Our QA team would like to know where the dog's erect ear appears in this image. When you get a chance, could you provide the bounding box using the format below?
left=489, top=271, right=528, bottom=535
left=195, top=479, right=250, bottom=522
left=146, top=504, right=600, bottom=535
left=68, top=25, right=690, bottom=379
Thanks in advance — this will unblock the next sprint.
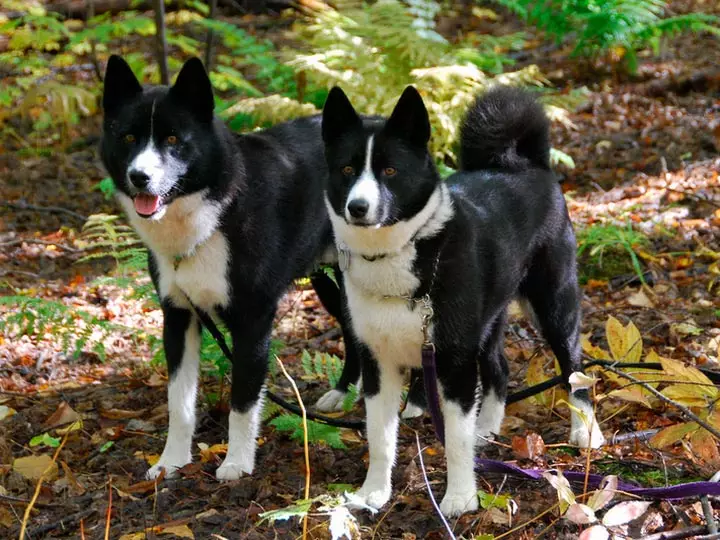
left=169, top=57, right=215, bottom=122
left=384, top=86, right=430, bottom=147
left=103, top=55, right=143, bottom=113
left=322, top=87, right=361, bottom=143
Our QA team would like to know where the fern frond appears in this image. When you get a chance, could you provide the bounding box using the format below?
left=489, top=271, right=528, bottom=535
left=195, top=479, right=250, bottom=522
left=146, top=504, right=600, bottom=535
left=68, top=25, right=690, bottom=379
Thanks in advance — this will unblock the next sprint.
left=221, top=95, right=319, bottom=128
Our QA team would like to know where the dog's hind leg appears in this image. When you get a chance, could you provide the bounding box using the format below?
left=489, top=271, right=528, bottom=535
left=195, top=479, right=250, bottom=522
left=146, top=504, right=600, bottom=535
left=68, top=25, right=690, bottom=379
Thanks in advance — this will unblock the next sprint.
left=475, top=315, right=509, bottom=445
left=311, top=268, right=362, bottom=412
left=520, top=229, right=605, bottom=449
left=216, top=304, right=275, bottom=480
left=148, top=303, right=200, bottom=479
left=401, top=369, right=426, bottom=419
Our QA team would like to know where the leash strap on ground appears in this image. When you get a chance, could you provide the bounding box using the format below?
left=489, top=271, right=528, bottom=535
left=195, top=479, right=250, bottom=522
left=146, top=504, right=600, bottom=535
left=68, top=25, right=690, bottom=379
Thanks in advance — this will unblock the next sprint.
left=474, top=458, right=720, bottom=499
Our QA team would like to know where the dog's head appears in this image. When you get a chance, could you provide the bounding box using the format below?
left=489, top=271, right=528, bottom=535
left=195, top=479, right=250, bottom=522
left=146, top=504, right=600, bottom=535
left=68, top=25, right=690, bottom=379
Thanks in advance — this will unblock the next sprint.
left=322, top=86, right=438, bottom=229
left=100, top=56, right=218, bottom=220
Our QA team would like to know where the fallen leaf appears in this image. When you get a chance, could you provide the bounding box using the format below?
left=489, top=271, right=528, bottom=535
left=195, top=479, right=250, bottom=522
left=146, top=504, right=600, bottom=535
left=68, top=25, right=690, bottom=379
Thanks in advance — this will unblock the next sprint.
left=565, top=503, right=597, bottom=524
left=512, top=433, right=545, bottom=460
left=134, top=451, right=160, bottom=466
left=156, top=524, right=194, bottom=538
left=650, top=422, right=699, bottom=448
left=60, top=460, right=86, bottom=495
left=543, top=470, right=575, bottom=513
left=101, top=408, right=146, bottom=420
left=125, top=471, right=165, bottom=494
left=579, top=525, right=610, bottom=540
left=602, top=501, right=652, bottom=527
left=606, top=316, right=642, bottom=364
left=43, top=401, right=80, bottom=429
left=0, top=405, right=16, bottom=421
left=587, top=475, right=618, bottom=511
left=198, top=443, right=228, bottom=463
left=56, top=420, right=83, bottom=435
left=118, top=533, right=146, bottom=540
left=13, top=454, right=59, bottom=481
left=627, top=289, right=654, bottom=308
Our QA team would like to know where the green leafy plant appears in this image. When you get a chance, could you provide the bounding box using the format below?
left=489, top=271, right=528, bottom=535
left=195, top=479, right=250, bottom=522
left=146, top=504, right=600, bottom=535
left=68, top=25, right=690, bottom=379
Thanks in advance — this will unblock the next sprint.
left=269, top=414, right=346, bottom=449
left=227, top=0, right=581, bottom=168
left=493, top=0, right=719, bottom=71
left=576, top=222, right=650, bottom=283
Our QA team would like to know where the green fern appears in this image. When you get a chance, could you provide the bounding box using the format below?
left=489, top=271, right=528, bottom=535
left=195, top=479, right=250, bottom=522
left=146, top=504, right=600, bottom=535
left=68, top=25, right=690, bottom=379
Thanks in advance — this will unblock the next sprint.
left=269, top=414, right=346, bottom=449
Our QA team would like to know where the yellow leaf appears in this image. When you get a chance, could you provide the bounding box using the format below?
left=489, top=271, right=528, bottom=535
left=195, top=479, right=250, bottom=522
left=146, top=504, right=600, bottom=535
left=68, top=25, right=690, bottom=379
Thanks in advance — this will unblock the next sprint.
left=607, top=387, right=652, bottom=408
left=56, top=420, right=83, bottom=435
left=663, top=385, right=715, bottom=407
left=650, top=422, right=699, bottom=448
left=118, top=533, right=146, bottom=540
left=605, top=316, right=642, bottom=363
left=156, top=524, right=194, bottom=538
left=134, top=451, right=160, bottom=466
left=581, top=333, right=608, bottom=360
left=689, top=428, right=720, bottom=470
left=0, top=405, right=16, bottom=421
left=13, top=454, right=59, bottom=481
left=659, top=357, right=718, bottom=401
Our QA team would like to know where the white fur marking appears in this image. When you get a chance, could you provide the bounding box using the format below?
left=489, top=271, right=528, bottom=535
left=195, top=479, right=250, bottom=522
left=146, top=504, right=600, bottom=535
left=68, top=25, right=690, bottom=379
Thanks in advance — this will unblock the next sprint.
left=117, top=191, right=230, bottom=311
left=400, top=402, right=423, bottom=419
left=217, top=398, right=265, bottom=480
left=327, top=183, right=453, bottom=258
left=440, top=398, right=479, bottom=517
left=346, top=136, right=380, bottom=222
left=475, top=389, right=505, bottom=445
left=147, top=320, right=200, bottom=479
left=568, top=393, right=605, bottom=449
left=315, top=389, right=349, bottom=412
left=354, top=367, right=403, bottom=510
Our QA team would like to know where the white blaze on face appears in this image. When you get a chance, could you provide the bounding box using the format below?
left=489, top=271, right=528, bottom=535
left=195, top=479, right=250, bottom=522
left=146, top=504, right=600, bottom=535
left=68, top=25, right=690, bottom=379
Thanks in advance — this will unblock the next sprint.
left=346, top=135, right=381, bottom=223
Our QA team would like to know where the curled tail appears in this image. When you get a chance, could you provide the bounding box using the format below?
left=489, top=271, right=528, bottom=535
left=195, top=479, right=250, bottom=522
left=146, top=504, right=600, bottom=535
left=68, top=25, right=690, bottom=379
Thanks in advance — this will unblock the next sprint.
left=459, top=86, right=550, bottom=172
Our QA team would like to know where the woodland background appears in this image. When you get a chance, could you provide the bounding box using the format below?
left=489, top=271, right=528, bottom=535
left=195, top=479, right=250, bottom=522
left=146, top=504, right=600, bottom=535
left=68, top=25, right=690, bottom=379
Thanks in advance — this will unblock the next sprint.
left=0, top=0, right=719, bottom=538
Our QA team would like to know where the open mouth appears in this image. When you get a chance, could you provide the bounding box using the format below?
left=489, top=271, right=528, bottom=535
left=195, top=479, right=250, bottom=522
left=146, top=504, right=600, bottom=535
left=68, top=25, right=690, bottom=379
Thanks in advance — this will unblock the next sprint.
left=133, top=193, right=164, bottom=218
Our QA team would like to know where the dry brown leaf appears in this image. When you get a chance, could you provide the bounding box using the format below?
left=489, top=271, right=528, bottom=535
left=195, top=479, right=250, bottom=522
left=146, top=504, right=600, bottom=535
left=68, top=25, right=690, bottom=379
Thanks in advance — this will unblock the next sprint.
left=43, top=401, right=80, bottom=428
left=511, top=433, right=545, bottom=460
left=125, top=470, right=165, bottom=494
left=565, top=503, right=597, bottom=524
left=101, top=408, right=146, bottom=420
left=579, top=525, right=610, bottom=540
left=627, top=289, right=654, bottom=308
left=13, top=454, right=59, bottom=481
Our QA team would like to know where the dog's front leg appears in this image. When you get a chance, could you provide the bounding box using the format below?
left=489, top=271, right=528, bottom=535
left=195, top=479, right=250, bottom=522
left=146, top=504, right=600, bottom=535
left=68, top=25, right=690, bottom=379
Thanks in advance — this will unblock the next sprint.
left=215, top=307, right=274, bottom=481
left=148, top=302, right=200, bottom=479
left=355, top=355, right=403, bottom=510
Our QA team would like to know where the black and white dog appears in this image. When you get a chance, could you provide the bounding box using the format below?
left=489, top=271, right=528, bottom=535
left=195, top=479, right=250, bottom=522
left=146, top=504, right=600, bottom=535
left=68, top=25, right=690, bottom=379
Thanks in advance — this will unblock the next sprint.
left=100, top=55, right=371, bottom=480
left=321, top=86, right=605, bottom=516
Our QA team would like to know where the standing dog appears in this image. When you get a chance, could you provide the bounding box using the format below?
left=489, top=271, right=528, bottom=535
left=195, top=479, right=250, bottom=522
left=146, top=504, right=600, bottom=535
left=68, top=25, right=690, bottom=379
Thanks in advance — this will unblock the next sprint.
left=100, top=55, right=367, bottom=480
left=321, top=85, right=605, bottom=516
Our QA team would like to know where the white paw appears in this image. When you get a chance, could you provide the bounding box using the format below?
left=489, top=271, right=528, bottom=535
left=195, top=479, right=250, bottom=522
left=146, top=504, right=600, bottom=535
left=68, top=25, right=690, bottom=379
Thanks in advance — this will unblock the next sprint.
left=216, top=461, right=251, bottom=481
left=440, top=490, right=479, bottom=517
left=315, top=389, right=347, bottom=412
left=475, top=426, right=496, bottom=447
left=353, top=484, right=391, bottom=510
left=401, top=403, right=424, bottom=419
left=146, top=455, right=190, bottom=480
left=570, top=423, right=606, bottom=449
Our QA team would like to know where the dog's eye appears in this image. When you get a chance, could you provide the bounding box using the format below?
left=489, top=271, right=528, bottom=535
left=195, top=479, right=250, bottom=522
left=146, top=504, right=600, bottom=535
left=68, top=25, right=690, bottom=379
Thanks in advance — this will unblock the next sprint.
left=124, top=134, right=135, bottom=144
left=167, top=135, right=178, bottom=145
left=342, top=166, right=354, bottom=175
left=384, top=167, right=397, bottom=176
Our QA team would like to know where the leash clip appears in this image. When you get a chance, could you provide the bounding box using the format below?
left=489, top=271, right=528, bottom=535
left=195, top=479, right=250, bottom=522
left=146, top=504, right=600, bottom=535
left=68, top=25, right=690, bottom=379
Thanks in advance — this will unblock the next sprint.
left=338, top=243, right=351, bottom=272
left=419, top=294, right=434, bottom=348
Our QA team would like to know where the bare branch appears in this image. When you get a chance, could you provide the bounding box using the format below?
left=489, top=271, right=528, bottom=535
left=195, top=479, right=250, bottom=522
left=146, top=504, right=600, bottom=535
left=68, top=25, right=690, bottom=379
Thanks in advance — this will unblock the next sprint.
left=153, top=0, right=169, bottom=85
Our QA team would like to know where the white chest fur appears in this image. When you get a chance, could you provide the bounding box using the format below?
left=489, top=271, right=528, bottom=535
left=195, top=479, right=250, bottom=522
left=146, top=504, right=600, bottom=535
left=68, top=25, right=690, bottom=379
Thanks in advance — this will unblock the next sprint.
left=344, top=252, right=427, bottom=369
left=117, top=191, right=231, bottom=311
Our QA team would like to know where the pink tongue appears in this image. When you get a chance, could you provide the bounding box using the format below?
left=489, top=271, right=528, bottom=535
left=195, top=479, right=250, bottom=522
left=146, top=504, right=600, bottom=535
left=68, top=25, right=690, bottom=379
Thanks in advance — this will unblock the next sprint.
left=134, top=194, right=161, bottom=215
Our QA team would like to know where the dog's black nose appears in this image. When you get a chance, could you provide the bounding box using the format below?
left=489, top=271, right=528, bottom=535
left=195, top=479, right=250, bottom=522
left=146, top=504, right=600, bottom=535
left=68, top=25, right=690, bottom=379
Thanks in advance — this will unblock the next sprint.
left=129, top=171, right=150, bottom=189
left=347, top=199, right=369, bottom=218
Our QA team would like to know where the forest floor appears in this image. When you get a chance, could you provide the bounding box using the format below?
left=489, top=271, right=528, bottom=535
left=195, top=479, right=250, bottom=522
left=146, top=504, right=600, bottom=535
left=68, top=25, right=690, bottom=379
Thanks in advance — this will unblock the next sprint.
left=1, top=4, right=720, bottom=539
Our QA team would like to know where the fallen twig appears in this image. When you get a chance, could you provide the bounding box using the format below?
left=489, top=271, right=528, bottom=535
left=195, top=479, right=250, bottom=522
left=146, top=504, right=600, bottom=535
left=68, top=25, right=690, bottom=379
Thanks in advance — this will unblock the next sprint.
left=25, top=508, right=96, bottom=538
left=610, top=428, right=661, bottom=444
left=0, top=493, right=72, bottom=509
left=276, top=357, right=310, bottom=539
left=644, top=526, right=709, bottom=540
left=19, top=432, right=69, bottom=540
left=1, top=201, right=87, bottom=222
left=702, top=495, right=718, bottom=534
left=0, top=238, right=83, bottom=253
left=601, top=363, right=720, bottom=441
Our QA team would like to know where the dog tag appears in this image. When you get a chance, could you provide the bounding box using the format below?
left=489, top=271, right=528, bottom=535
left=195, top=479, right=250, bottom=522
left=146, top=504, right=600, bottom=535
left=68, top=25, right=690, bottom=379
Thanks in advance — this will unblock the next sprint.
left=338, top=244, right=351, bottom=272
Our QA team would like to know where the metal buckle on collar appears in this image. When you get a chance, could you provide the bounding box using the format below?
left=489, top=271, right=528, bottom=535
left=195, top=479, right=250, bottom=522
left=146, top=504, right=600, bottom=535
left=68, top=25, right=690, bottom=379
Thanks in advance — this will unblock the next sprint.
left=338, top=243, right=351, bottom=272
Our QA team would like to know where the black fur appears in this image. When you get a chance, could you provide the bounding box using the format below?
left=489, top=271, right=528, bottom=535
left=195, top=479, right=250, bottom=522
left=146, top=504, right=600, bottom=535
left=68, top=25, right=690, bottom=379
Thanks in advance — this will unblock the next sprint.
left=100, top=56, right=362, bottom=477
